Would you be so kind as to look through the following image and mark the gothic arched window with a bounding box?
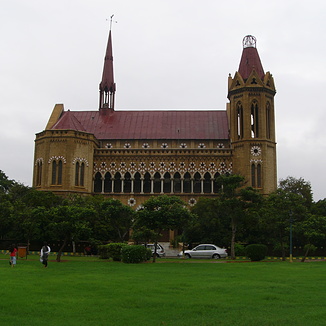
[173,172,181,193]
[257,164,262,188]
[203,172,211,193]
[104,172,112,193]
[36,161,42,186]
[153,172,161,193]
[251,163,262,188]
[237,102,244,139]
[94,172,102,193]
[193,172,201,194]
[163,172,171,193]
[134,172,141,193]
[213,172,221,193]
[143,172,151,193]
[251,101,259,138]
[124,172,131,193]
[183,172,191,193]
[51,161,57,185]
[75,162,80,186]
[52,160,63,185]
[266,102,271,139]
[114,172,122,193]
[80,163,85,186]
[251,163,256,187]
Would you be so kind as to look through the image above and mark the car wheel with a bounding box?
[212,254,220,259]
[185,253,191,259]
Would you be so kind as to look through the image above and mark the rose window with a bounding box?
[251,146,261,156]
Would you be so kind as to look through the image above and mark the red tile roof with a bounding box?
[238,46,264,80]
[51,110,229,140]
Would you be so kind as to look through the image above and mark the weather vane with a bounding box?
[107,14,117,30]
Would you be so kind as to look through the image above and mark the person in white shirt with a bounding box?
[40,242,51,268]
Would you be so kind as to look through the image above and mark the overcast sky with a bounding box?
[1,0,325,201]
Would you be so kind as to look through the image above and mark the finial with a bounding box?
[107,14,117,31]
[243,35,256,48]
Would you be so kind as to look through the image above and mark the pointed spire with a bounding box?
[99,29,116,110]
[238,35,264,80]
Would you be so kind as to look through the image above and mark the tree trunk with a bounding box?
[57,237,68,262]
[301,245,310,263]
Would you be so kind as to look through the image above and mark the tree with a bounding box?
[214,174,264,259]
[0,195,14,239]
[189,197,229,246]
[311,199,326,216]
[297,214,326,262]
[0,170,15,194]
[279,176,313,208]
[47,205,93,262]
[262,189,308,260]
[97,199,135,242]
[134,195,193,262]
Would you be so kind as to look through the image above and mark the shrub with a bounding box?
[121,245,152,263]
[234,243,246,256]
[245,244,268,261]
[98,243,127,261]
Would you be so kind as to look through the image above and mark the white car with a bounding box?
[144,244,165,258]
[179,244,228,259]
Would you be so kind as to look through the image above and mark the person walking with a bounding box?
[9,245,18,267]
[40,242,51,268]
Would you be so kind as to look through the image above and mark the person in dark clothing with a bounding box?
[40,242,51,268]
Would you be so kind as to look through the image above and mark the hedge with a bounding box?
[245,244,268,261]
[98,243,128,261]
[121,245,152,263]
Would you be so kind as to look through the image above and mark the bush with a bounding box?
[121,245,152,263]
[245,244,268,261]
[234,243,246,256]
[98,243,128,261]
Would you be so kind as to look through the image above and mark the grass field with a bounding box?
[0,255,325,326]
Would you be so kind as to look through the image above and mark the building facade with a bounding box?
[33,34,277,209]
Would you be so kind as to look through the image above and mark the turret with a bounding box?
[227,35,277,194]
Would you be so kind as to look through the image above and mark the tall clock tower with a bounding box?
[227,35,277,194]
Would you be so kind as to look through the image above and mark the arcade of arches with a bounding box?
[94,171,224,195]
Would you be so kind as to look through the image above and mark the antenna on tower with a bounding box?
[107,14,117,31]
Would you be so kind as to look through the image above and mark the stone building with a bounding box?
[33,33,277,209]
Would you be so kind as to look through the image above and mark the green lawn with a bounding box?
[0,256,325,326]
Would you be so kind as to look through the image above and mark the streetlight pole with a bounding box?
[289,211,293,262]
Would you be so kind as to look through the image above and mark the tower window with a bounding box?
[251,101,259,138]
[251,163,262,188]
[266,102,271,139]
[237,102,244,139]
